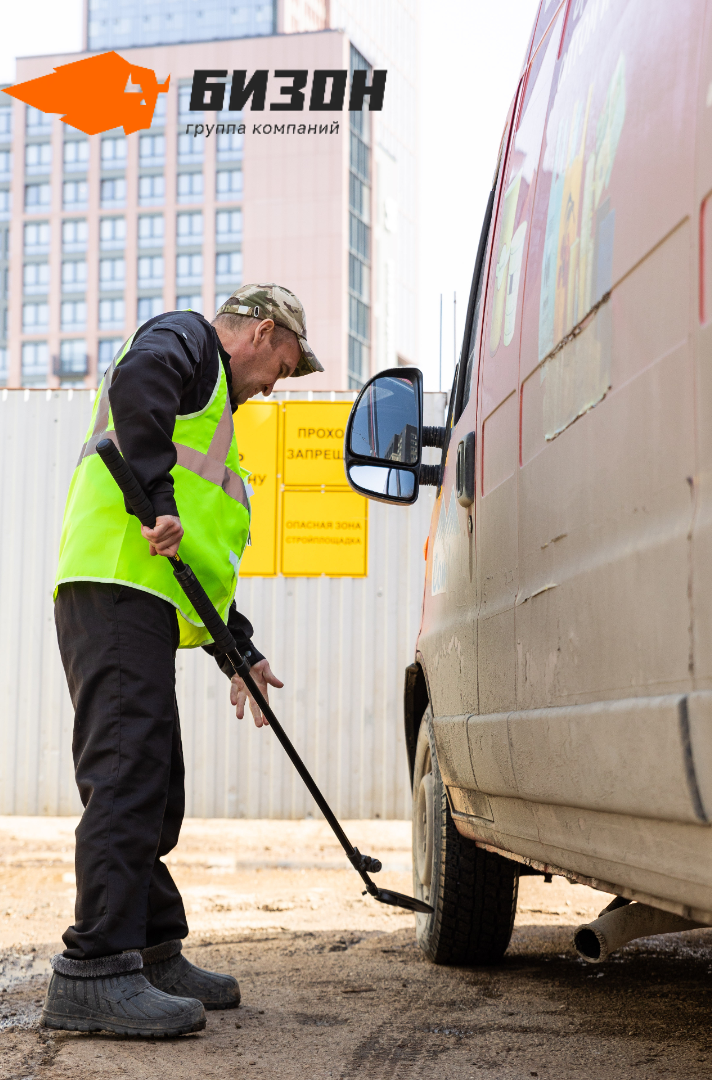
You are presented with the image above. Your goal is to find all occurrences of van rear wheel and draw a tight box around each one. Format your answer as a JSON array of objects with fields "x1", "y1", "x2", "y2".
[{"x1": 412, "y1": 707, "x2": 519, "y2": 964}]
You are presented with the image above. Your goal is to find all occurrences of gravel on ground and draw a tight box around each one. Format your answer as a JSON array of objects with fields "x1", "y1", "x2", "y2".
[{"x1": 1, "y1": 816, "x2": 710, "y2": 1079}]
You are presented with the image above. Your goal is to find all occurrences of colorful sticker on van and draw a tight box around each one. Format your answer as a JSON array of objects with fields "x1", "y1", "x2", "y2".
[
  {"x1": 431, "y1": 487, "x2": 459, "y2": 596},
  {"x1": 538, "y1": 54, "x2": 626, "y2": 362},
  {"x1": 490, "y1": 173, "x2": 528, "y2": 353}
]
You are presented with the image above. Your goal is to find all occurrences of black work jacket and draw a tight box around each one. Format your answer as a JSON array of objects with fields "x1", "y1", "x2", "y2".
[{"x1": 107, "y1": 309, "x2": 263, "y2": 672}]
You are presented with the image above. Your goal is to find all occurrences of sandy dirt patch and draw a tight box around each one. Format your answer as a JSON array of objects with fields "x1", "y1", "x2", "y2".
[{"x1": 1, "y1": 816, "x2": 710, "y2": 1079}]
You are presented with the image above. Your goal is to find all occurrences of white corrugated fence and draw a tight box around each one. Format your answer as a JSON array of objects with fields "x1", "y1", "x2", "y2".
[{"x1": 0, "y1": 387, "x2": 444, "y2": 818}]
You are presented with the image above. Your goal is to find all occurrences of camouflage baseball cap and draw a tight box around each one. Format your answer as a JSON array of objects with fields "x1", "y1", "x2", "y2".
[{"x1": 216, "y1": 283, "x2": 323, "y2": 377}]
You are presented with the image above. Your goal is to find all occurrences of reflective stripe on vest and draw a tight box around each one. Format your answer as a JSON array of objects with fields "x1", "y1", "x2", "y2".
[
  {"x1": 55, "y1": 326, "x2": 251, "y2": 648},
  {"x1": 78, "y1": 351, "x2": 250, "y2": 515}
]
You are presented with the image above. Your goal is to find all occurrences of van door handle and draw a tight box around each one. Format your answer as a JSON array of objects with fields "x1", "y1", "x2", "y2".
[{"x1": 456, "y1": 432, "x2": 475, "y2": 507}]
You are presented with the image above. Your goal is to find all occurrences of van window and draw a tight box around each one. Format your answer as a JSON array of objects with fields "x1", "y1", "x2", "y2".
[
  {"x1": 479, "y1": 8, "x2": 564, "y2": 421},
  {"x1": 456, "y1": 185, "x2": 497, "y2": 420},
  {"x1": 457, "y1": 8, "x2": 564, "y2": 424},
  {"x1": 530, "y1": 0, "x2": 563, "y2": 59}
]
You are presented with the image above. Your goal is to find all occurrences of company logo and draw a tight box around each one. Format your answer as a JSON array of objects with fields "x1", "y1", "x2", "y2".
[
  {"x1": 189, "y1": 69, "x2": 387, "y2": 112},
  {"x1": 2, "y1": 51, "x2": 169, "y2": 136}
]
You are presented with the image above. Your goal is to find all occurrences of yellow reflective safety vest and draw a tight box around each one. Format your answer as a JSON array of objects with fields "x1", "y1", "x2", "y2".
[{"x1": 55, "y1": 331, "x2": 251, "y2": 647}]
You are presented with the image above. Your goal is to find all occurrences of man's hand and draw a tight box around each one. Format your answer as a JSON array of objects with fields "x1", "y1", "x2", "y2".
[
  {"x1": 141, "y1": 515, "x2": 184, "y2": 557},
  {"x1": 230, "y1": 659, "x2": 284, "y2": 728}
]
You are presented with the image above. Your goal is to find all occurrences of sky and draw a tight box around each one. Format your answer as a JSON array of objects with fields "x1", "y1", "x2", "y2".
[
  {"x1": 417, "y1": 1, "x2": 539, "y2": 389},
  {"x1": 0, "y1": 0, "x2": 539, "y2": 392}
]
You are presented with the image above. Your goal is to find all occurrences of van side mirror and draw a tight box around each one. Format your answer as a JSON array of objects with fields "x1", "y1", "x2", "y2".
[{"x1": 345, "y1": 367, "x2": 425, "y2": 505}]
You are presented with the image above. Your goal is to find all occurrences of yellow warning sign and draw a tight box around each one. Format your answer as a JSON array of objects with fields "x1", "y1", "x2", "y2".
[
  {"x1": 234, "y1": 401, "x2": 279, "y2": 577},
  {"x1": 282, "y1": 402, "x2": 352, "y2": 488},
  {"x1": 233, "y1": 400, "x2": 367, "y2": 577},
  {"x1": 280, "y1": 489, "x2": 368, "y2": 577}
]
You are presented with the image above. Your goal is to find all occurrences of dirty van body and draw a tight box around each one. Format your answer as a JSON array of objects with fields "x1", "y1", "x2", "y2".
[{"x1": 346, "y1": 0, "x2": 712, "y2": 964}]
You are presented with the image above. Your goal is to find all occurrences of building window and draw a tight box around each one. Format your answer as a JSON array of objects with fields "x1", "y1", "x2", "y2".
[
  {"x1": 98, "y1": 337, "x2": 123, "y2": 370},
  {"x1": 63, "y1": 219, "x2": 88, "y2": 253},
  {"x1": 63, "y1": 139, "x2": 89, "y2": 172},
  {"x1": 177, "y1": 172, "x2": 203, "y2": 204},
  {"x1": 101, "y1": 177, "x2": 126, "y2": 208},
  {"x1": 139, "y1": 174, "x2": 165, "y2": 206},
  {"x1": 24, "y1": 221, "x2": 50, "y2": 255},
  {"x1": 178, "y1": 85, "x2": 201, "y2": 125},
  {"x1": 138, "y1": 296, "x2": 164, "y2": 322},
  {"x1": 0, "y1": 189, "x2": 10, "y2": 220},
  {"x1": 100, "y1": 256, "x2": 125, "y2": 288},
  {"x1": 0, "y1": 346, "x2": 8, "y2": 384},
  {"x1": 23, "y1": 302, "x2": 49, "y2": 331},
  {"x1": 26, "y1": 106, "x2": 51, "y2": 134},
  {"x1": 0, "y1": 150, "x2": 10, "y2": 181},
  {"x1": 23, "y1": 261, "x2": 50, "y2": 295},
  {"x1": 62, "y1": 260, "x2": 88, "y2": 293},
  {"x1": 347, "y1": 46, "x2": 372, "y2": 389},
  {"x1": 25, "y1": 142, "x2": 51, "y2": 175},
  {"x1": 100, "y1": 216, "x2": 126, "y2": 250},
  {"x1": 151, "y1": 94, "x2": 167, "y2": 129},
  {"x1": 138, "y1": 254, "x2": 164, "y2": 287},
  {"x1": 217, "y1": 128, "x2": 244, "y2": 162},
  {"x1": 64, "y1": 179, "x2": 89, "y2": 210},
  {"x1": 215, "y1": 250, "x2": 242, "y2": 286},
  {"x1": 177, "y1": 293, "x2": 202, "y2": 313},
  {"x1": 216, "y1": 169, "x2": 242, "y2": 202},
  {"x1": 101, "y1": 136, "x2": 127, "y2": 168},
  {"x1": 21, "y1": 340, "x2": 49, "y2": 383},
  {"x1": 25, "y1": 183, "x2": 51, "y2": 211},
  {"x1": 178, "y1": 131, "x2": 204, "y2": 164},
  {"x1": 140, "y1": 133, "x2": 165, "y2": 167},
  {"x1": 349, "y1": 252, "x2": 370, "y2": 302},
  {"x1": 138, "y1": 214, "x2": 164, "y2": 247},
  {"x1": 61, "y1": 299, "x2": 87, "y2": 330},
  {"x1": 176, "y1": 252, "x2": 203, "y2": 287},
  {"x1": 0, "y1": 106, "x2": 11, "y2": 138},
  {"x1": 57, "y1": 338, "x2": 88, "y2": 378},
  {"x1": 216, "y1": 209, "x2": 242, "y2": 243},
  {"x1": 99, "y1": 297, "x2": 125, "y2": 329},
  {"x1": 177, "y1": 212, "x2": 203, "y2": 245},
  {"x1": 215, "y1": 292, "x2": 232, "y2": 310}
]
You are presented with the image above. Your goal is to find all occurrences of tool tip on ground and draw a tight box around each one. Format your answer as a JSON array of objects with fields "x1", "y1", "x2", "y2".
[{"x1": 373, "y1": 888, "x2": 434, "y2": 915}]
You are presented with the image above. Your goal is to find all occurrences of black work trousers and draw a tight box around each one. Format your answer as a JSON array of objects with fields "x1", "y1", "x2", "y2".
[{"x1": 55, "y1": 581, "x2": 189, "y2": 960}]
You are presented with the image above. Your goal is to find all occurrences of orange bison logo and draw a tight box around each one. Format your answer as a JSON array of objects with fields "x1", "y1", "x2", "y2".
[{"x1": 2, "y1": 52, "x2": 170, "y2": 136}]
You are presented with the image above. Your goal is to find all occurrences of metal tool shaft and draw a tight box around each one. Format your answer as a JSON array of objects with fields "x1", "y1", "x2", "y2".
[{"x1": 95, "y1": 438, "x2": 431, "y2": 914}]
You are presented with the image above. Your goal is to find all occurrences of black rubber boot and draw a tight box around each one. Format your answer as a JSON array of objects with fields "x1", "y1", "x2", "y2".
[
  {"x1": 141, "y1": 940, "x2": 240, "y2": 1010},
  {"x1": 41, "y1": 951, "x2": 206, "y2": 1037}
]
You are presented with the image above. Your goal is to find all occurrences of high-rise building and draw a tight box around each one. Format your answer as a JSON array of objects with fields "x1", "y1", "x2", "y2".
[
  {"x1": 0, "y1": 0, "x2": 417, "y2": 390},
  {"x1": 86, "y1": 1, "x2": 329, "y2": 51}
]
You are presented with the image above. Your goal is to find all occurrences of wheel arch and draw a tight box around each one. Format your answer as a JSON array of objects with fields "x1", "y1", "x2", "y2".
[{"x1": 404, "y1": 659, "x2": 430, "y2": 782}]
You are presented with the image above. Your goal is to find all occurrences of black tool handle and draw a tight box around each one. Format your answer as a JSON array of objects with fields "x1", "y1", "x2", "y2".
[
  {"x1": 96, "y1": 438, "x2": 157, "y2": 528},
  {"x1": 227, "y1": 655, "x2": 381, "y2": 887},
  {"x1": 172, "y1": 560, "x2": 237, "y2": 656},
  {"x1": 96, "y1": 441, "x2": 385, "y2": 900}
]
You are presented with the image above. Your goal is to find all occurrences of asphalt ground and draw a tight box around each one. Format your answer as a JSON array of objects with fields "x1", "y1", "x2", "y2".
[{"x1": 1, "y1": 817, "x2": 710, "y2": 1079}]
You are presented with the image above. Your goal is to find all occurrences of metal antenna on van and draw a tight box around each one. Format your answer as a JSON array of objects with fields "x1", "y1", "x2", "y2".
[{"x1": 95, "y1": 438, "x2": 434, "y2": 918}]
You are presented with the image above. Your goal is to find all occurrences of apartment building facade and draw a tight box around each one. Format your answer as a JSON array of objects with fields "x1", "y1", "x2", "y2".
[{"x1": 0, "y1": 0, "x2": 417, "y2": 390}]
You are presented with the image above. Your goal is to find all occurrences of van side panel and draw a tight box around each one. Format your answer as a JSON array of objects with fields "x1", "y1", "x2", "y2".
[
  {"x1": 420, "y1": 0, "x2": 712, "y2": 911},
  {"x1": 692, "y1": 4, "x2": 712, "y2": 688}
]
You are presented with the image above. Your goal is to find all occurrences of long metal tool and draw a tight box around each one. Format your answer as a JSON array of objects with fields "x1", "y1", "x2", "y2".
[{"x1": 96, "y1": 438, "x2": 433, "y2": 915}]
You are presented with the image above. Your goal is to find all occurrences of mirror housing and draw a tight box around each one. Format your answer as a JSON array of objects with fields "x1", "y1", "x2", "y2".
[{"x1": 345, "y1": 367, "x2": 424, "y2": 505}]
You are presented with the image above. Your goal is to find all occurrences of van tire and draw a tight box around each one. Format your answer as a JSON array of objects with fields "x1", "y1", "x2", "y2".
[{"x1": 412, "y1": 707, "x2": 518, "y2": 965}]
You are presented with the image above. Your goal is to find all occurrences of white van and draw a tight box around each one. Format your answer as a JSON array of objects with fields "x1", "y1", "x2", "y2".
[{"x1": 346, "y1": 0, "x2": 712, "y2": 964}]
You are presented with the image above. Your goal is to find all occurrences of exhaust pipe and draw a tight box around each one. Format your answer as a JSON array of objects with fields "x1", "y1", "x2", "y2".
[{"x1": 574, "y1": 899, "x2": 707, "y2": 963}]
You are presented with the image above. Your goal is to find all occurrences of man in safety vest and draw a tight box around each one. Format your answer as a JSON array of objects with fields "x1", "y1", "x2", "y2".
[{"x1": 42, "y1": 284, "x2": 323, "y2": 1037}]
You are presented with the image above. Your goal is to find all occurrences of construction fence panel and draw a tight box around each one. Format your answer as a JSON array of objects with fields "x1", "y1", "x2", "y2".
[{"x1": 0, "y1": 387, "x2": 445, "y2": 818}]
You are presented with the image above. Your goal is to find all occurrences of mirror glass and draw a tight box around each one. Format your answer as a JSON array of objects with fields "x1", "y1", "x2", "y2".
[
  {"x1": 348, "y1": 464, "x2": 416, "y2": 500},
  {"x1": 349, "y1": 374, "x2": 419, "y2": 464}
]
